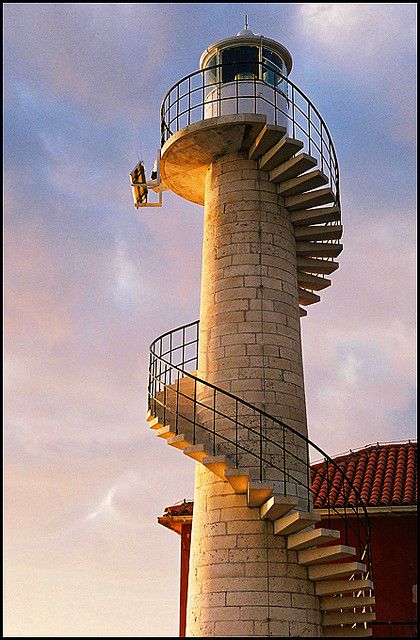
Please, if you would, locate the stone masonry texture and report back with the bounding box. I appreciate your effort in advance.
[186,464,321,636]
[185,150,320,637]
[196,152,309,498]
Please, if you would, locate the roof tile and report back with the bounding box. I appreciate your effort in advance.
[311,442,417,509]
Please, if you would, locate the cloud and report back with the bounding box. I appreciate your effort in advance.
[3,3,177,126]
[302,209,416,456]
[297,3,417,143]
[4,458,190,638]
[298,3,416,68]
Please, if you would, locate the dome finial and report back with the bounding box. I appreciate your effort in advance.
[236,15,257,37]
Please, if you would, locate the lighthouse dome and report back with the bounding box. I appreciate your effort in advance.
[236,27,258,37]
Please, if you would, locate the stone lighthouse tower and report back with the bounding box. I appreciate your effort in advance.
[136,23,375,638]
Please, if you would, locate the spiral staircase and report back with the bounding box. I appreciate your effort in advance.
[146,320,375,637]
[246,121,342,318]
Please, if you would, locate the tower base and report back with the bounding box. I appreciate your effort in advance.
[186,463,322,637]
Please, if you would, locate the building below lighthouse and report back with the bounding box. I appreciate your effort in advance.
[159,441,417,638]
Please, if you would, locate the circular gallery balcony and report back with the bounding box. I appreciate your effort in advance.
[160,61,340,213]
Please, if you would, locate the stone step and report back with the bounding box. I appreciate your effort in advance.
[298,288,321,306]
[287,527,341,551]
[224,467,250,494]
[320,595,376,612]
[295,224,343,242]
[167,433,193,450]
[309,562,367,582]
[299,306,308,317]
[298,545,356,566]
[270,152,317,183]
[323,628,372,637]
[156,425,175,440]
[260,495,299,521]
[183,443,210,462]
[323,611,376,627]
[154,371,198,397]
[316,579,373,597]
[291,205,341,227]
[278,169,329,197]
[298,271,331,291]
[247,482,273,508]
[151,405,196,435]
[286,187,336,211]
[153,374,198,412]
[240,120,268,153]
[203,455,229,480]
[274,510,321,536]
[146,409,156,422]
[297,256,339,275]
[248,124,287,160]
[296,241,343,258]
[148,415,162,430]
[259,136,304,171]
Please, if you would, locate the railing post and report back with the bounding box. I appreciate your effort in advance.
[235,399,238,468]
[152,355,157,415]
[163,376,167,427]
[306,442,311,512]
[325,458,331,528]
[308,101,312,157]
[195,321,199,370]
[356,501,362,565]
[168,90,172,140]
[182,326,186,370]
[158,338,162,379]
[202,71,205,120]
[147,351,152,412]
[274,78,277,125]
[175,375,180,435]
[329,140,333,192]
[193,377,197,445]
[217,73,221,118]
[176,83,180,132]
[188,76,191,125]
[213,389,216,455]
[343,474,349,546]
[292,86,296,139]
[282,424,286,496]
[259,412,263,482]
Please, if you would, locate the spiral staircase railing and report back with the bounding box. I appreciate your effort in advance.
[147,319,373,589]
[160,61,340,210]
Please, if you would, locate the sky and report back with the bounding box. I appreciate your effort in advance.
[3,3,417,637]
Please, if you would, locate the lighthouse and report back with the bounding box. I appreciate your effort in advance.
[138,23,375,638]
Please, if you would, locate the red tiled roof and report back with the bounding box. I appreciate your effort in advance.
[161,442,417,517]
[311,442,417,509]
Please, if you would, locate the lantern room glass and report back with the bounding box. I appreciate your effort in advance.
[204,45,288,92]
[221,46,259,82]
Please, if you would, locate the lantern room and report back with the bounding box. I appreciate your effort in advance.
[199,25,293,124]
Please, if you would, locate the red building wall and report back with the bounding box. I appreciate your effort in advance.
[180,523,192,638]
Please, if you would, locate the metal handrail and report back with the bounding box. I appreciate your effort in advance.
[147,319,373,583]
[159,61,340,208]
